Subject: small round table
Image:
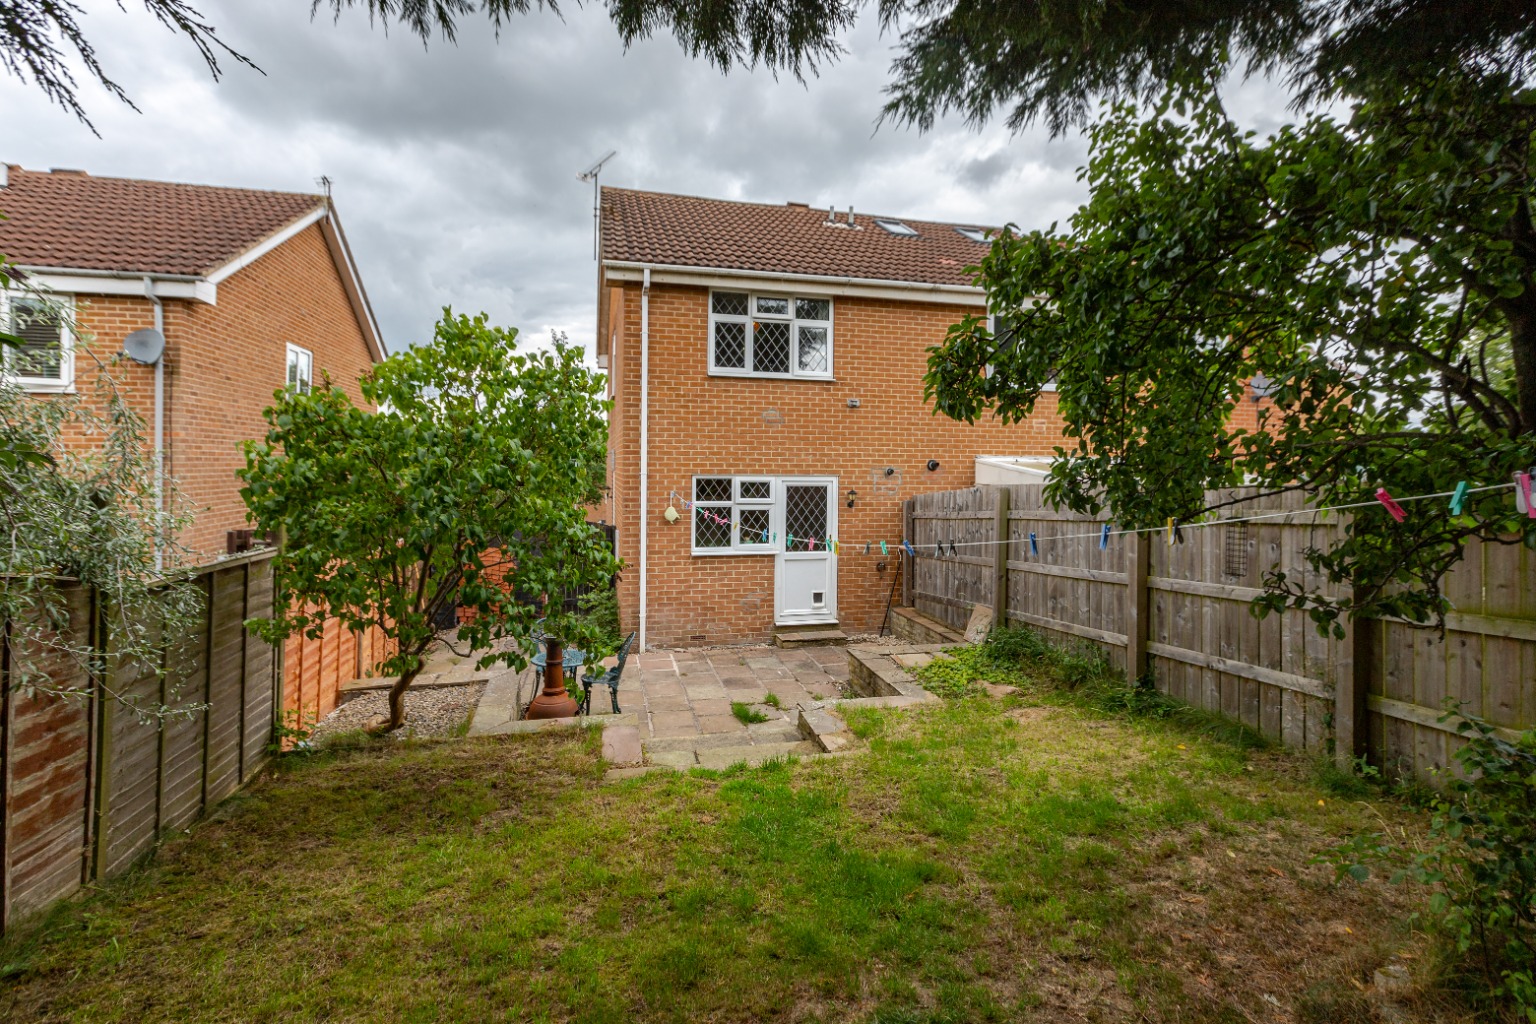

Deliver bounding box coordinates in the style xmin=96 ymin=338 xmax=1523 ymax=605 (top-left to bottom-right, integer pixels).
xmin=531 ymin=648 xmax=586 ymax=674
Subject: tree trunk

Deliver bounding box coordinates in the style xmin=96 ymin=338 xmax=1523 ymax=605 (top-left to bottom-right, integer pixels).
xmin=1511 ymin=302 xmax=1536 ymax=438
xmin=384 ymin=661 xmax=423 ymax=732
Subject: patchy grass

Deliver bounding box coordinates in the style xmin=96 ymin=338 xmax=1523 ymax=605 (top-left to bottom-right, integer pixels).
xmin=0 ymin=642 xmax=1482 ymax=1023
xmin=763 ymin=692 xmax=783 ymax=710
xmin=731 ymin=701 xmax=770 ymax=725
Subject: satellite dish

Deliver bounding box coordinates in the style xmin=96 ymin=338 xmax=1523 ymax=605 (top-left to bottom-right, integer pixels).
xmin=122 ymin=328 xmax=165 ymax=365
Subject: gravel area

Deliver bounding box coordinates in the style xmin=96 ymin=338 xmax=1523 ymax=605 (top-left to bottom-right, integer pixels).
xmin=309 ymin=682 xmax=487 ymax=742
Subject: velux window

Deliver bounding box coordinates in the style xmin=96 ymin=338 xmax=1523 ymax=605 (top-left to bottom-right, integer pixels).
xmin=709 ymin=291 xmax=832 ymax=379
xmin=2 ymin=293 xmax=74 ymax=392
xmin=693 ymin=476 xmax=775 ymax=555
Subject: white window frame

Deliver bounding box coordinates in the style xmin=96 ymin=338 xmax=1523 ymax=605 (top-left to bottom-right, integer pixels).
xmin=286 ymin=342 xmax=314 ymax=394
xmin=691 ymin=475 xmax=779 ymax=556
xmin=985 ymin=312 xmax=1055 ymax=391
xmin=2 ymin=291 xmax=76 ymax=394
xmin=708 ymin=290 xmax=833 ymax=380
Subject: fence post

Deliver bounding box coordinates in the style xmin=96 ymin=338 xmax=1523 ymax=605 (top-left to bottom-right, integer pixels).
xmin=1334 ymin=589 xmax=1372 ymax=769
xmin=902 ymin=499 xmax=914 ymax=608
xmin=992 ymin=487 xmax=1010 ymax=628
xmin=1125 ymin=530 xmax=1150 ymax=685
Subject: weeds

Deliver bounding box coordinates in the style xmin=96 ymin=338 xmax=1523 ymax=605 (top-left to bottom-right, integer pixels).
xmin=731 ymin=701 xmax=769 ymax=725
xmin=1327 ymin=703 xmax=1536 ymax=1020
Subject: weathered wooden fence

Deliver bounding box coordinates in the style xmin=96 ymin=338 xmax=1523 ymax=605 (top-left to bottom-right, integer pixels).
xmin=1 ymin=551 xmax=278 ymax=933
xmin=905 ymin=485 xmax=1534 ymax=778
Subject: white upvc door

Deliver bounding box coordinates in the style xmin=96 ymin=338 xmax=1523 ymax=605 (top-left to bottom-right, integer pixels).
xmin=775 ymin=477 xmax=837 ymax=625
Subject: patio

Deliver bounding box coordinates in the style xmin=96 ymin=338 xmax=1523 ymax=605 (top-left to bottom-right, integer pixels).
xmin=468 ymin=643 xmax=863 ymax=770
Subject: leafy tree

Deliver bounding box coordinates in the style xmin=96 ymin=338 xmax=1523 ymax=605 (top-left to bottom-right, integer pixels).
xmin=1 ymin=288 xmax=203 ymax=717
xmin=926 ymin=85 xmax=1536 ymax=629
xmin=240 ymin=310 xmax=617 ymax=731
xmin=16 ymin=1 xmax=1529 ymax=134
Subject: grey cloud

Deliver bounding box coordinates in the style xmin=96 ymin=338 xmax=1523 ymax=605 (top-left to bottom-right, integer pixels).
xmin=2 ymin=0 xmax=1292 ymax=361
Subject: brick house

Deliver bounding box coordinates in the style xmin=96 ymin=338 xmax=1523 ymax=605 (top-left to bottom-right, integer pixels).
xmin=596 ymin=188 xmax=1064 ymax=647
xmin=0 ymin=163 xmax=385 ymax=557
xmin=0 ymin=164 xmax=390 ymax=720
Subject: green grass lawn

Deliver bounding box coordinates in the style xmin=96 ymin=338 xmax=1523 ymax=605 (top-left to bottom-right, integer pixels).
xmin=0 ymin=656 xmax=1466 ymax=1023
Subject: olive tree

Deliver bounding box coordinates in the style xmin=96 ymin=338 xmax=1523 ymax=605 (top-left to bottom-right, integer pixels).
xmin=240 ymin=310 xmax=617 ymax=731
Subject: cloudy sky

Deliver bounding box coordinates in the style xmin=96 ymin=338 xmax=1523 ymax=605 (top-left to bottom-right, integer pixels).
xmin=2 ymin=1 xmax=1290 ymax=362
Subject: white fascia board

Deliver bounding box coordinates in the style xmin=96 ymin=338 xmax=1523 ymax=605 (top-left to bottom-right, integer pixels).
xmin=602 ymin=261 xmax=988 ymax=307
xmin=20 ymin=269 xmax=217 ymax=304
xmin=205 ymin=206 xmax=328 ymax=285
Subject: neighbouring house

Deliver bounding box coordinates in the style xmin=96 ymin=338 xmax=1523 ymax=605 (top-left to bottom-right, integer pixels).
xmin=0 ymin=163 xmax=391 ymax=721
xmin=597 ymin=187 xmax=1268 ymax=648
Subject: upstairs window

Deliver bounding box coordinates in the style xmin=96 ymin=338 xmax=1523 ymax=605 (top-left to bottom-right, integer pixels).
xmin=985 ymin=313 xmax=1056 ymax=391
xmin=2 ymin=294 xmax=74 ymax=392
xmin=286 ymin=343 xmax=313 ymax=393
xmin=709 ymin=291 xmax=833 ymax=379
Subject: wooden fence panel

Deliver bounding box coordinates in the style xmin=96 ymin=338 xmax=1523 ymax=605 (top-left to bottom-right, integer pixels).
xmin=0 ymin=586 xmax=94 ymax=931
xmin=2 ymin=549 xmax=398 ymax=933
xmin=160 ymin=584 xmax=210 ymax=834
xmin=910 ymin=488 xmax=998 ymax=632
xmin=203 ymin=564 xmax=248 ymax=805
xmin=1000 ymin=485 xmax=1127 ymax=671
xmin=899 ymin=484 xmax=1533 ymax=782
xmin=1366 ymin=537 xmax=1536 ymax=778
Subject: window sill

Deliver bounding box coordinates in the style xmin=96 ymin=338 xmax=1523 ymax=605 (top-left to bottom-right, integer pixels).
xmin=707 ymin=369 xmax=835 ymax=382
xmin=12 ymin=380 xmax=76 ymax=395
xmin=691 ymin=548 xmax=777 ymax=557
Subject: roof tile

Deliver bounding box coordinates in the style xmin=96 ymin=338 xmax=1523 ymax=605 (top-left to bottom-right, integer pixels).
xmin=600 ymin=187 xmax=995 ymax=288
xmin=0 ymin=166 xmax=324 ymax=277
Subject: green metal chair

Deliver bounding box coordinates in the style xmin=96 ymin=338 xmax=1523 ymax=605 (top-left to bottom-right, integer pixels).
xmin=580 ymin=632 xmax=637 ymax=715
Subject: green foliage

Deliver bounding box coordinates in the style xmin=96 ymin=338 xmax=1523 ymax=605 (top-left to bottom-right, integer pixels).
xmin=762 ymin=692 xmax=782 ymax=709
xmin=928 ymin=627 xmax=1267 ymax=751
xmin=570 ymin=587 xmax=621 ymax=662
xmin=1328 ymin=703 xmax=1536 ymax=1018
xmin=730 ymin=701 xmax=769 ymax=725
xmin=1 ymin=292 xmax=202 ymax=718
xmin=241 ymin=310 xmax=619 ymax=727
xmin=928 ymin=82 xmax=1536 ymax=634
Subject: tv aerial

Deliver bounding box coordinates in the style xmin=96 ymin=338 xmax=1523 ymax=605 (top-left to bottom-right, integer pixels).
xmin=578 ymin=150 xmax=618 ymax=260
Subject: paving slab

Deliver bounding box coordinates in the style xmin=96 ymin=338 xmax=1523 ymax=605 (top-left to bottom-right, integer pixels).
xmin=601 ymin=725 xmax=643 ymax=766
xmin=648 ymin=750 xmax=699 ymax=769
xmin=697 ymin=714 xmax=747 ymax=735
xmin=648 ymin=711 xmax=699 ymax=738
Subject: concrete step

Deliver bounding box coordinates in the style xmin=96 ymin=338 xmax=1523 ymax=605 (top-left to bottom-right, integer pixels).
xmin=641 ymin=739 xmax=821 ymax=772
xmin=774 ymin=628 xmax=848 ymax=648
xmin=797 ymin=706 xmax=857 ymax=753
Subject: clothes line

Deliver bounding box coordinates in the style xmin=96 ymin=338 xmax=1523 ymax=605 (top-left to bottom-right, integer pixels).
xmin=664 ymin=480 xmax=1524 ymax=554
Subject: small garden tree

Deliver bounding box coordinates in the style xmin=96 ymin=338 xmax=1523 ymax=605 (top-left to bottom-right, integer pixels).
xmin=240 ymin=310 xmax=618 ymax=731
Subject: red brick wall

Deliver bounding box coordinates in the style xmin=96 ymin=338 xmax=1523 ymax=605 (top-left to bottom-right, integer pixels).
xmin=604 ymin=280 xmax=1271 ymax=647
xmin=58 ymin=224 xmax=377 ymax=561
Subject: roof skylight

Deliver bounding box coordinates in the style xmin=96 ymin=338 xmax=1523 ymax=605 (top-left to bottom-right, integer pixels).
xmin=874 ymin=218 xmax=919 ymax=237
xmin=955 ymin=226 xmax=991 ymax=243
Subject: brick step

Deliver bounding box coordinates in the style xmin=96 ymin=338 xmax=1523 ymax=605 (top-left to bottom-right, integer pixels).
xmin=774 ymin=628 xmax=848 ymax=648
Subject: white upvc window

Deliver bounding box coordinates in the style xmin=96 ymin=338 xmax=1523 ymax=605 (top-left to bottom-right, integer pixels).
xmin=2 ymin=292 xmax=75 ymax=393
xmin=692 ymin=475 xmax=777 ymax=555
xmin=985 ymin=312 xmax=1056 ymax=391
xmin=286 ymin=343 xmax=313 ymax=393
xmin=709 ymin=291 xmax=833 ymax=379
